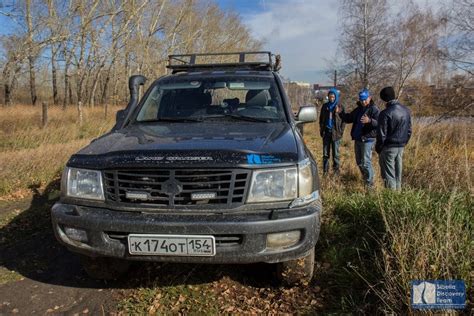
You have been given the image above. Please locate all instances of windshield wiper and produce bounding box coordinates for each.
[197,113,271,123]
[139,117,203,123]
[138,114,272,123]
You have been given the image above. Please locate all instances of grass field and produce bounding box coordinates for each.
[0,104,472,313]
[0,105,117,198]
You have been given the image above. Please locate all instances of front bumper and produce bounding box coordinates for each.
[51,201,321,264]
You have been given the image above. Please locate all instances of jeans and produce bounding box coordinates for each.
[354,140,375,186]
[379,147,404,190]
[322,134,340,174]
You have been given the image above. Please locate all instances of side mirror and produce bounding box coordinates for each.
[111,109,126,131]
[296,105,317,124]
[116,109,126,123]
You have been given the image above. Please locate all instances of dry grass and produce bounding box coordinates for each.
[404,121,473,192]
[0,105,472,313]
[303,120,473,192]
[377,190,472,313]
[0,105,116,150]
[0,140,90,197]
[0,105,119,197]
[303,121,473,313]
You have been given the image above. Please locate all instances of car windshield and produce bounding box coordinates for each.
[135,77,285,123]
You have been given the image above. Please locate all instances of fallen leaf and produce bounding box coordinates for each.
[148,305,156,314]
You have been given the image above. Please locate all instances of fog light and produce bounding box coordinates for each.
[266,230,301,250]
[64,226,88,243]
[191,192,217,200]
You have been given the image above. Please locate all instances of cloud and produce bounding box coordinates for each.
[243,0,339,84]
[241,0,441,84]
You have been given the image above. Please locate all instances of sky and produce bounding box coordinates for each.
[0,0,338,84]
[217,0,338,85]
[0,0,442,85]
[217,0,441,85]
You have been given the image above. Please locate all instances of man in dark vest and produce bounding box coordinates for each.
[338,89,380,188]
[376,86,412,190]
[319,88,345,176]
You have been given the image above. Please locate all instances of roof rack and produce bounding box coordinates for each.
[167,51,281,73]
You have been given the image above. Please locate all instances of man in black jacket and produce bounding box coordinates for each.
[376,86,412,190]
[338,89,380,187]
[319,88,345,175]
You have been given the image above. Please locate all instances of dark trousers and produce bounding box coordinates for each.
[322,133,340,174]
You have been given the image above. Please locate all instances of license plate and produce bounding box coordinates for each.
[127,234,216,256]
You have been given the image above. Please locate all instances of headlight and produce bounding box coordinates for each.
[66,167,104,200]
[289,159,319,208]
[298,159,313,197]
[247,167,297,203]
[246,159,314,204]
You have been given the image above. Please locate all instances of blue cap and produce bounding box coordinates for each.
[359,89,370,101]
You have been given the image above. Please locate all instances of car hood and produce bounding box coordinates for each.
[69,122,299,168]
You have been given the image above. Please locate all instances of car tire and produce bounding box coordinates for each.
[79,255,130,280]
[275,248,315,285]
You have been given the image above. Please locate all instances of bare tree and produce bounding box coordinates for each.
[1,36,27,105]
[339,0,390,89]
[46,0,63,105]
[25,0,38,105]
[439,0,474,75]
[285,82,314,112]
[388,2,441,97]
[0,0,261,106]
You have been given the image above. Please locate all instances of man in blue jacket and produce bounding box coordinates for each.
[319,88,345,176]
[338,89,380,188]
[376,86,412,190]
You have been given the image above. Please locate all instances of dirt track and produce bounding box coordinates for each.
[0,188,121,315]
[0,183,328,315]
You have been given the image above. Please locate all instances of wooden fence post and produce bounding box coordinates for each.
[41,101,48,128]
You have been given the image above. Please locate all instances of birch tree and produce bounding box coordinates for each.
[439,0,474,75]
[389,2,441,97]
[0,0,261,106]
[339,0,390,89]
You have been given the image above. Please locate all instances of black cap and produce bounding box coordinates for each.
[380,86,396,102]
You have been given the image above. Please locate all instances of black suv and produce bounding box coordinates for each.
[51,52,322,284]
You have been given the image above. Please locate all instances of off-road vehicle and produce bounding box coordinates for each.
[51,52,322,284]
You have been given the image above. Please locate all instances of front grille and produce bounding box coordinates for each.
[103,169,250,208]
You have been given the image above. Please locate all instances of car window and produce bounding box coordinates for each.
[135,77,285,122]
